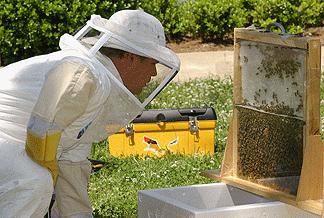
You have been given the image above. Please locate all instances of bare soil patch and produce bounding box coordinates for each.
[167,38,233,53]
[167,27,324,53]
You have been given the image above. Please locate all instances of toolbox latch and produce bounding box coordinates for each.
[125,123,134,137]
[189,116,199,134]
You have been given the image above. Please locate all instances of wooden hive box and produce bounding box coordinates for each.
[206,27,322,216]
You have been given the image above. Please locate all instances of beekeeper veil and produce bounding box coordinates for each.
[75,10,180,108]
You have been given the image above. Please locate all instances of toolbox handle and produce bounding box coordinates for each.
[266,22,286,34]
[156,113,166,122]
[178,108,207,117]
[131,107,216,123]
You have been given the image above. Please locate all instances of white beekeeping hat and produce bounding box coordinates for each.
[81,10,180,70]
[61,10,180,108]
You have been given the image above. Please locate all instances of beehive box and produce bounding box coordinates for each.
[216,28,322,215]
[109,107,216,157]
[138,183,320,218]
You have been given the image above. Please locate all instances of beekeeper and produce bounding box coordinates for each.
[0,10,180,218]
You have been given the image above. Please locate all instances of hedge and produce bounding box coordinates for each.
[192,0,248,40]
[0,0,323,65]
[0,0,139,65]
[251,0,324,34]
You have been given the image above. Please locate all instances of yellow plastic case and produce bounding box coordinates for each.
[108,107,217,157]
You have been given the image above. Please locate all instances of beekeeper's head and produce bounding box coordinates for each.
[78,10,180,106]
[98,47,158,95]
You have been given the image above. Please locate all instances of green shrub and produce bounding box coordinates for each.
[191,0,248,41]
[250,0,324,34]
[1,0,323,65]
[139,0,194,39]
[0,0,92,65]
[0,0,139,65]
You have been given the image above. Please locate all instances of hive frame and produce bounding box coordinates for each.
[218,28,323,215]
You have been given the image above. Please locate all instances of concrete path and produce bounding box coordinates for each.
[174,46,324,81]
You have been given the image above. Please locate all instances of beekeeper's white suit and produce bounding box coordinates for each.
[0,10,180,218]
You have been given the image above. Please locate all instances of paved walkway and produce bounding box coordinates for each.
[174,46,324,81]
[1,46,323,81]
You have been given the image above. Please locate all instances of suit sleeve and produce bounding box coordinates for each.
[31,59,96,129]
[25,59,96,184]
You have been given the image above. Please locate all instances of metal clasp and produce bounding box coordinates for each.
[125,123,134,137]
[189,116,199,134]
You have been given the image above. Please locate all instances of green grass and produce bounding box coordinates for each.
[89,144,223,218]
[89,77,233,218]
[89,75,324,217]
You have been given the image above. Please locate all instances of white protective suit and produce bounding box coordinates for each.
[0,10,180,218]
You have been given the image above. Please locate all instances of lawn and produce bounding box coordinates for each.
[89,74,324,217]
[89,77,233,218]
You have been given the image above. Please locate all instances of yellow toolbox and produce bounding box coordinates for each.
[108,107,217,157]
